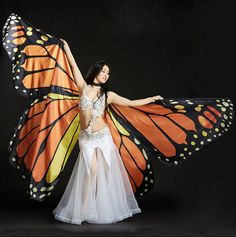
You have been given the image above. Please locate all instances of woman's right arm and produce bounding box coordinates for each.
[60,38,86,93]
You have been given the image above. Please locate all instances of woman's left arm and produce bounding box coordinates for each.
[107,91,164,107]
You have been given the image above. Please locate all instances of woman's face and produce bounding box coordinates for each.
[94,65,110,84]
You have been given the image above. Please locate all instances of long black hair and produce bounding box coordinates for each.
[85,60,111,107]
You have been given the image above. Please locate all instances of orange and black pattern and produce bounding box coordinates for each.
[2,13,234,201]
[104,98,234,198]
[3,13,80,201]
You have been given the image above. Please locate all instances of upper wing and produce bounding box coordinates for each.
[3,13,81,201]
[2,13,79,97]
[104,98,234,198]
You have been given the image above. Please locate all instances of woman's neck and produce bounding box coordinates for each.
[89,83,102,95]
[92,81,103,87]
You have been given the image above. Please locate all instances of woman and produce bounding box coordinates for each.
[52,39,164,225]
[2,13,233,227]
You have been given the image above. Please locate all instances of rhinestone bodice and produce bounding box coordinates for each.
[79,85,105,115]
[79,85,106,133]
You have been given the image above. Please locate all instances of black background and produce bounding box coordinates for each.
[0,0,235,236]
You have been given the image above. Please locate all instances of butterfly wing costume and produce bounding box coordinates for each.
[2,13,234,202]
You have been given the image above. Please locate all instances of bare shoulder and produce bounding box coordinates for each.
[107,90,116,104]
[106,90,131,106]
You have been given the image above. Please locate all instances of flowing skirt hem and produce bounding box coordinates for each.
[54,208,141,225]
[53,127,142,225]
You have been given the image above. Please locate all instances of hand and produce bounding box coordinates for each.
[151,95,164,102]
[60,38,68,46]
[60,38,70,51]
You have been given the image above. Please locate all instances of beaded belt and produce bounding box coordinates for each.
[79,126,111,140]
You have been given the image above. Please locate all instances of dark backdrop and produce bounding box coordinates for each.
[0,0,235,236]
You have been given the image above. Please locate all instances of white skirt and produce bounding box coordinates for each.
[53,126,141,225]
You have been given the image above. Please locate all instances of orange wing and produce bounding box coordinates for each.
[104,98,234,198]
[3,13,81,201]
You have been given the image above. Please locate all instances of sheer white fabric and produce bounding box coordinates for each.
[53,126,141,224]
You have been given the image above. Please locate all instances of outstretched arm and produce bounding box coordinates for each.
[107,91,163,107]
[60,38,86,93]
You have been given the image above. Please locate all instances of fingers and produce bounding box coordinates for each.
[60,38,67,45]
[153,95,164,101]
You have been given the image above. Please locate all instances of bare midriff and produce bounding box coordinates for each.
[79,109,107,132]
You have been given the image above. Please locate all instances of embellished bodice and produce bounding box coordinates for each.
[79,85,106,133]
[79,85,105,115]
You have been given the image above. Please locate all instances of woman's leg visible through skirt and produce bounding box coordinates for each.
[82,147,108,211]
[82,148,97,210]
[90,148,99,199]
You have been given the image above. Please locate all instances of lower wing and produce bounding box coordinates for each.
[8,92,80,201]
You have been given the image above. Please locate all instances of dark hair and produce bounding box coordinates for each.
[85,60,111,107]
